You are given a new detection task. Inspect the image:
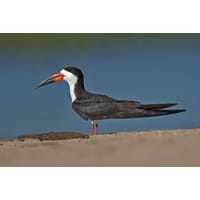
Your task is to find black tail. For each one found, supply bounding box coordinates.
[139,103,186,117]
[105,102,186,119]
[140,103,177,110]
[157,109,186,115]
[133,108,186,118]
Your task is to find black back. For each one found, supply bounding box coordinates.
[65,66,185,121]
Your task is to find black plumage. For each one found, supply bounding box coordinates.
[66,67,185,121]
[36,66,186,135]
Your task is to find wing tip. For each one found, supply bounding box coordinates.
[165,109,186,115]
[141,103,179,110]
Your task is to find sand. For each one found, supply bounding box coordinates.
[0,129,200,167]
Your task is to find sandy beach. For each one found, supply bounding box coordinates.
[0,129,200,167]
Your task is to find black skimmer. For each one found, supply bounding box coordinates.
[36,66,186,135]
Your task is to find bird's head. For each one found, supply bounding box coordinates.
[35,66,84,89]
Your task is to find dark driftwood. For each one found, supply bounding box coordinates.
[18,132,89,142]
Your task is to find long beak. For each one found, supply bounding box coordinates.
[35,72,64,89]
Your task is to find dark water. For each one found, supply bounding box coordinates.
[0,34,199,138]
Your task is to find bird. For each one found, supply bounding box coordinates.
[36,66,186,135]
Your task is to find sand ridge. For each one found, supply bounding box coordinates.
[0,129,200,167]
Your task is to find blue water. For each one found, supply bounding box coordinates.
[0,34,199,138]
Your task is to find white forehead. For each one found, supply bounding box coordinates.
[61,69,74,77]
[60,69,77,83]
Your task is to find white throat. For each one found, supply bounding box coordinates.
[61,69,78,102]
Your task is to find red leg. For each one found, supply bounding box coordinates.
[94,121,98,135]
[90,121,98,136]
[91,121,95,136]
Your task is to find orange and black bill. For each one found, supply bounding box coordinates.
[35,72,64,89]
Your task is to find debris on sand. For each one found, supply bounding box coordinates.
[17,132,89,142]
